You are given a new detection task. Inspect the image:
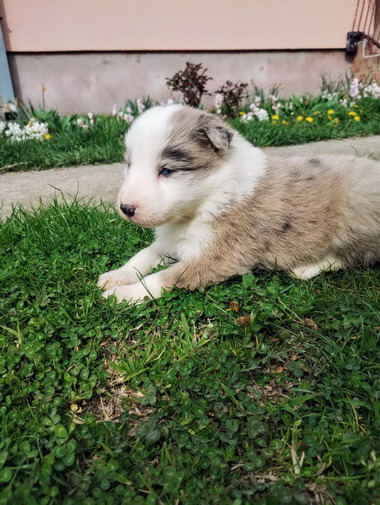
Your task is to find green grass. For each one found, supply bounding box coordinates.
[1,97,380,172]
[0,200,379,505]
[0,118,127,172]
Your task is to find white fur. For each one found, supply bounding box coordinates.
[99,105,267,303]
[292,255,345,280]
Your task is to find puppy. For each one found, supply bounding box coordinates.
[98,105,380,303]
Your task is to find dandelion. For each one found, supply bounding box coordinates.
[44,133,52,140]
[348,111,356,116]
[239,111,246,115]
[305,117,314,123]
[327,109,334,115]
[333,118,340,124]
[354,115,361,121]
[296,115,303,122]
[313,111,320,115]
[281,120,288,125]
[272,115,279,120]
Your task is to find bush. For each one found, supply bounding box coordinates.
[166,62,212,107]
[215,80,248,117]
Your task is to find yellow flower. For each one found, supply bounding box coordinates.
[348,111,356,116]
[272,115,279,120]
[305,117,314,123]
[327,109,334,114]
[281,120,288,125]
[296,115,303,122]
[333,118,340,124]
[354,115,361,121]
[239,111,246,115]
[44,134,52,140]
[313,111,320,115]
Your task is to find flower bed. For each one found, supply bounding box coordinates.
[0,77,379,171]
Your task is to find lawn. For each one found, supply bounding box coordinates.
[0,200,379,505]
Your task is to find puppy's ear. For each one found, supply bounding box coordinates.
[195,115,234,154]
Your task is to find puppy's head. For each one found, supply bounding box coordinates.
[117,105,234,227]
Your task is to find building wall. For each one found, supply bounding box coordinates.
[1,0,357,51]
[9,51,352,114]
[0,0,359,112]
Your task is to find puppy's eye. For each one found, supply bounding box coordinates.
[159,167,174,176]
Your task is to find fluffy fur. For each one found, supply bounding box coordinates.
[98,105,380,303]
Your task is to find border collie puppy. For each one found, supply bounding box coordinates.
[98,105,380,303]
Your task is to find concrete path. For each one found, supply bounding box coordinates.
[1,135,379,218]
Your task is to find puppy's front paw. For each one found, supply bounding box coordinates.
[102,284,152,305]
[97,268,136,290]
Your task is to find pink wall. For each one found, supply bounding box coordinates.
[1,0,357,52]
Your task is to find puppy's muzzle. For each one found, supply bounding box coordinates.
[120,204,136,217]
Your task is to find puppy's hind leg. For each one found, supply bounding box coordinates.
[291,255,346,280]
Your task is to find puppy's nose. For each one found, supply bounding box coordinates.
[120,204,136,217]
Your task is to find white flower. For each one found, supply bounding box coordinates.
[255,108,269,121]
[77,118,88,130]
[112,104,118,116]
[254,95,261,106]
[166,98,174,106]
[349,78,361,99]
[339,98,348,107]
[363,81,380,99]
[0,121,6,135]
[241,104,268,122]
[87,112,94,125]
[214,93,224,109]
[3,101,17,113]
[123,114,134,123]
[3,119,49,141]
[136,99,145,114]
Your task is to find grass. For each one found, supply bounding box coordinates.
[1,96,380,172]
[0,117,127,172]
[0,200,379,505]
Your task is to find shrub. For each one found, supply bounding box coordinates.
[215,80,248,117]
[166,62,212,107]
